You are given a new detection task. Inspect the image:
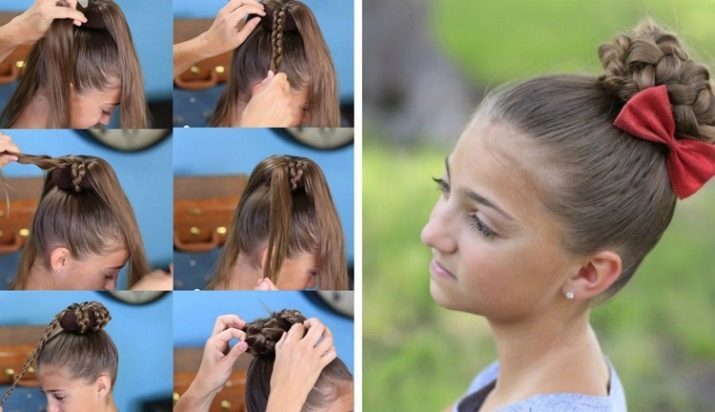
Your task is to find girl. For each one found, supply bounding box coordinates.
[174,310,353,412]
[0,301,119,412]
[207,0,339,127]
[209,155,348,290]
[420,20,714,411]
[0,0,148,128]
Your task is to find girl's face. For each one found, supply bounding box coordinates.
[420,116,582,321]
[52,242,129,290]
[69,85,121,128]
[275,252,318,289]
[36,366,111,412]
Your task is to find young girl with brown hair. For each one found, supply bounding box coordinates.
[420,20,714,411]
[0,301,119,412]
[0,0,148,128]
[209,155,348,290]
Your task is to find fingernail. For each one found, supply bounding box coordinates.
[238,342,248,350]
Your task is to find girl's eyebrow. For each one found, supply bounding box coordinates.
[445,156,515,221]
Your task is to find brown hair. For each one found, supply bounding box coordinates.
[210,0,339,127]
[209,155,348,290]
[12,154,149,289]
[0,301,117,407]
[474,19,714,300]
[244,309,353,412]
[0,0,148,128]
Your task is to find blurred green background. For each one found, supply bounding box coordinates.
[364,1,715,411]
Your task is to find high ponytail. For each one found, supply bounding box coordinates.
[0,0,148,128]
[13,154,149,289]
[210,155,347,290]
[210,0,339,127]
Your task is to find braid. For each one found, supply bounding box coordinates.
[244,309,306,358]
[598,19,715,142]
[270,4,287,72]
[0,301,110,407]
[288,159,306,190]
[0,313,62,406]
[17,154,97,192]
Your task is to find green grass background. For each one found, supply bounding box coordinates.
[364,1,715,411]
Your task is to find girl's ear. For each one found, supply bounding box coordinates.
[562,250,622,300]
[95,374,112,399]
[49,247,72,274]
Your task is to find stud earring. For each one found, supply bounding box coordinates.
[565,291,575,300]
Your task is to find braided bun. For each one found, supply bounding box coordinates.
[58,301,111,334]
[598,19,715,142]
[244,309,306,358]
[0,301,112,407]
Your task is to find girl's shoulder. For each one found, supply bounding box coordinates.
[454,359,627,412]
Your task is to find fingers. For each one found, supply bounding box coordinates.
[208,327,246,352]
[274,331,288,353]
[222,0,265,15]
[227,4,266,21]
[284,322,306,344]
[226,339,248,362]
[48,6,87,25]
[315,331,334,356]
[0,133,20,157]
[211,314,246,337]
[303,318,327,346]
[235,16,261,44]
[319,348,337,368]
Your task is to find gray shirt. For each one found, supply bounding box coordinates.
[453,359,627,412]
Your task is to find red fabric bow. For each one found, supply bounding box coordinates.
[613,85,715,199]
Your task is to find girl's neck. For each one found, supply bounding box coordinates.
[483,307,610,408]
[12,94,49,128]
[20,262,54,290]
[220,254,261,290]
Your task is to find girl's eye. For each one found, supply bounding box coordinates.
[470,214,496,239]
[432,177,450,195]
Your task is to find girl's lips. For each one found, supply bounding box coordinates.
[430,259,456,280]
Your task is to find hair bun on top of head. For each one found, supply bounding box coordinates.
[598,19,715,143]
[49,157,95,193]
[58,301,111,334]
[244,309,306,358]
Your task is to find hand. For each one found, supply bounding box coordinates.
[240,71,297,127]
[131,265,173,291]
[255,277,279,291]
[174,315,248,412]
[5,0,87,47]
[199,0,265,57]
[266,318,337,412]
[194,315,248,396]
[0,132,20,167]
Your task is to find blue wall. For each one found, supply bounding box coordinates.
[173,128,354,263]
[1,129,173,288]
[2,0,173,101]
[0,291,173,412]
[173,291,354,372]
[173,0,355,98]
